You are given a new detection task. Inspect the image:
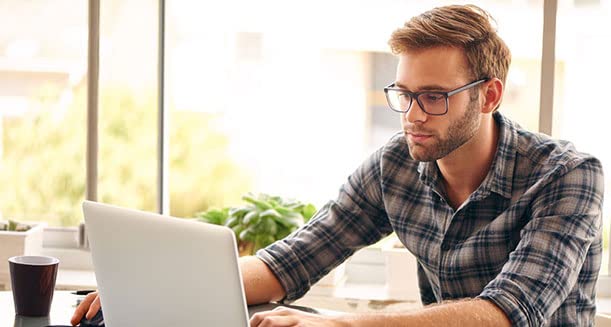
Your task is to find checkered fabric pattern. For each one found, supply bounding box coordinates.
[257,112,604,326]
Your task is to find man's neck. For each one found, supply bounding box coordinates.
[437,115,499,209]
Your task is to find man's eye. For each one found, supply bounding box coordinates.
[423,93,444,102]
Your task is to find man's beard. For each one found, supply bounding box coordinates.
[406,98,481,162]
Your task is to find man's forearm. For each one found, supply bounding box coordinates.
[239,256,286,305]
[335,299,511,327]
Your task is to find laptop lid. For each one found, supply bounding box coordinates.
[82,200,249,326]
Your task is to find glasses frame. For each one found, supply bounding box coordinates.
[383,78,490,116]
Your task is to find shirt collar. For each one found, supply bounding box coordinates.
[417,111,517,199]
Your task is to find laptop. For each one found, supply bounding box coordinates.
[82,200,250,326]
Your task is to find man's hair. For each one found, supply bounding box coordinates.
[388,5,511,85]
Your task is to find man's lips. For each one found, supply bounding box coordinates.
[405,131,433,142]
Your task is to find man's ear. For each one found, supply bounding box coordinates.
[481,78,504,114]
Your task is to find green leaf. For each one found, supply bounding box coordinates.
[195,208,229,225]
[273,213,302,228]
[231,225,245,239]
[254,234,276,251]
[243,211,260,225]
[259,208,282,219]
[262,217,277,235]
[224,217,240,228]
[229,206,252,219]
[267,195,283,205]
[287,203,304,211]
[271,215,293,229]
[242,194,272,210]
[239,226,257,242]
[274,206,293,216]
[254,217,277,235]
[276,226,292,239]
[301,204,317,222]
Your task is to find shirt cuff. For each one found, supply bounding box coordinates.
[255,243,312,302]
[478,287,535,326]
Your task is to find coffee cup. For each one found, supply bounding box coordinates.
[8,255,59,316]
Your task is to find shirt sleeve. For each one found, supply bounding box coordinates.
[255,147,394,302]
[478,158,604,326]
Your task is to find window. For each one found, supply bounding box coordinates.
[0,1,162,227]
[165,0,544,218]
[0,0,87,227]
[165,1,379,214]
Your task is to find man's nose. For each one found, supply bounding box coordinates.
[404,100,428,124]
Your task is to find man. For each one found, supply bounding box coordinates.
[72,4,604,326]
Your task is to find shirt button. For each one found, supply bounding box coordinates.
[441,243,450,251]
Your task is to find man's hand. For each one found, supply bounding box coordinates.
[70,291,101,326]
[250,307,347,327]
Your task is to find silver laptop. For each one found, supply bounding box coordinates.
[82,200,250,326]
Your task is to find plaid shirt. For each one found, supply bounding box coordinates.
[256,112,604,326]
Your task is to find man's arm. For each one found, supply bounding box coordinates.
[240,256,286,305]
[242,256,511,326]
[338,299,510,327]
[252,146,394,302]
[250,298,511,327]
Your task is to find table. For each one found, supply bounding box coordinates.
[1,291,335,326]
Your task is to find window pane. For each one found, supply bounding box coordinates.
[0,0,87,226]
[166,1,543,218]
[553,0,611,274]
[97,1,158,212]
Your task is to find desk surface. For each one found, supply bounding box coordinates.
[1,291,334,326]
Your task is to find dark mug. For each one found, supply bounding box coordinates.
[8,256,59,317]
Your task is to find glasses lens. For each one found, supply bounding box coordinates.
[386,90,411,112]
[418,92,447,115]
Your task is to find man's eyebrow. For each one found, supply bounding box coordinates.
[394,82,448,91]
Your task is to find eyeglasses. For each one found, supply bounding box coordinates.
[383,78,489,116]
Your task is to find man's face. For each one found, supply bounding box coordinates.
[395,47,482,162]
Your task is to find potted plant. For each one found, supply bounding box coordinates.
[195,193,317,256]
[197,193,348,292]
[0,220,46,290]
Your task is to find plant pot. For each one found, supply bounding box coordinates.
[0,223,46,290]
[382,235,420,301]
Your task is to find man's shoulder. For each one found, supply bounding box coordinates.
[513,123,599,175]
